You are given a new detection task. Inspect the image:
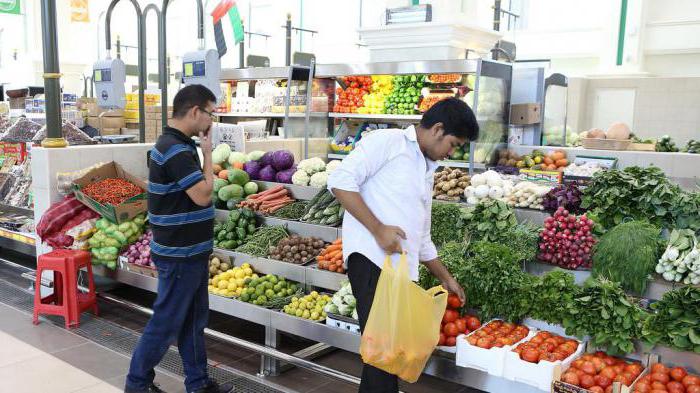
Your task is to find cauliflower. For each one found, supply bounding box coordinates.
[298,157,326,175]
[291,170,310,186]
[309,171,329,188]
[325,160,342,174]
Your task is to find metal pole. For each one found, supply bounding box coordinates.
[493,0,501,31]
[285,14,292,66]
[161,0,205,132]
[143,4,163,136]
[239,21,245,68]
[40,0,67,147]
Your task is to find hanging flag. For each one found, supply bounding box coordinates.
[211,0,234,59]
[228,2,244,44]
[0,0,21,15]
[70,0,89,23]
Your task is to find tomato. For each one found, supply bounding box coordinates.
[666,381,685,393]
[684,375,700,388]
[603,357,617,366]
[594,375,612,388]
[580,374,596,389]
[625,363,644,378]
[581,361,597,376]
[467,335,478,345]
[554,336,566,345]
[477,337,494,349]
[651,390,670,393]
[634,382,650,392]
[687,385,700,393]
[455,318,467,334]
[521,348,539,363]
[465,316,481,331]
[443,322,459,337]
[561,371,580,386]
[650,381,666,391]
[538,342,556,353]
[442,309,458,323]
[447,294,461,309]
[530,336,544,345]
[651,364,670,375]
[600,367,617,380]
[539,352,558,363]
[438,333,446,346]
[445,336,456,347]
[589,387,604,393]
[592,358,606,373]
[538,331,553,339]
[670,367,688,382]
[552,351,568,361]
[651,372,670,384]
[605,386,613,393]
[572,359,586,370]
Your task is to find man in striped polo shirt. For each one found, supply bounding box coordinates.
[126,85,232,393]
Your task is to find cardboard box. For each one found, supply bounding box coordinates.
[146,105,173,113]
[510,103,541,125]
[86,103,105,117]
[87,116,101,129]
[125,122,140,129]
[124,101,139,110]
[98,114,125,130]
[72,161,147,224]
[124,110,139,120]
[101,127,121,136]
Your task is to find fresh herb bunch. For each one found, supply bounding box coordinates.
[674,191,700,232]
[461,199,517,243]
[581,166,681,230]
[542,182,584,214]
[563,277,647,355]
[592,221,662,295]
[431,202,465,247]
[419,240,469,290]
[528,270,580,326]
[499,223,540,263]
[642,286,700,352]
[462,241,532,322]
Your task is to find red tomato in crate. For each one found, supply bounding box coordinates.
[442,309,458,324]
[465,316,481,331]
[438,333,446,346]
[455,318,467,334]
[445,336,457,347]
[447,294,461,309]
[443,322,458,337]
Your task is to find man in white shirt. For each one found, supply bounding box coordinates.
[327,98,479,392]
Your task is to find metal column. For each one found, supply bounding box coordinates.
[285,14,292,66]
[39,0,67,147]
[142,4,162,136]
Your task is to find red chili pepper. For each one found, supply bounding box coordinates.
[82,178,143,206]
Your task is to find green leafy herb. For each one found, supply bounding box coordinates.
[642,286,700,353]
[461,199,517,243]
[431,202,465,247]
[527,270,580,326]
[419,240,469,290]
[674,191,700,232]
[592,221,662,295]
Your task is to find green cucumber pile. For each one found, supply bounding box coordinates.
[300,190,344,226]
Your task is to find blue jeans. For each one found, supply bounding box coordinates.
[126,258,210,392]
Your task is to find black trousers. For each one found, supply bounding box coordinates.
[347,253,400,393]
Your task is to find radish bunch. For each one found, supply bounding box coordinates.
[123,230,153,268]
[538,207,596,269]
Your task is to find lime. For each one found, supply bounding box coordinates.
[302,310,310,319]
[255,287,265,296]
[311,311,320,320]
[265,289,275,298]
[258,295,267,303]
[265,282,273,290]
[287,288,295,296]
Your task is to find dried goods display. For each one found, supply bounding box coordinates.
[33,121,95,145]
[1,117,42,142]
[82,178,143,206]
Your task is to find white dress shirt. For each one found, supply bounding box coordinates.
[327,125,439,281]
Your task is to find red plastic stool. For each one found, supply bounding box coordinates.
[33,249,98,328]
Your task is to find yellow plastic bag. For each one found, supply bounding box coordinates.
[359,253,448,383]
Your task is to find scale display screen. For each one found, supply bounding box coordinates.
[94,69,112,82]
[183,60,206,77]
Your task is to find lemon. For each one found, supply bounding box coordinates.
[235,270,245,279]
[311,311,320,320]
[241,262,250,269]
[235,278,245,287]
[212,277,220,287]
[310,291,319,298]
[218,280,228,289]
[302,310,310,319]
[227,282,237,291]
[295,309,303,317]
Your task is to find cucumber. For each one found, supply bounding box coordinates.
[323,205,339,216]
[319,216,330,225]
[314,210,325,219]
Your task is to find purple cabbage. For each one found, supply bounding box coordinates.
[243,160,263,180]
[259,165,277,182]
[543,182,583,214]
[260,151,275,167]
[275,167,296,184]
[271,150,295,171]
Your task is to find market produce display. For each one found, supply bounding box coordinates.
[291,157,340,188]
[656,229,700,284]
[538,208,597,270]
[237,185,294,214]
[89,214,146,269]
[446,143,470,161]
[240,274,301,307]
[439,295,481,348]
[592,221,661,294]
[268,235,325,264]
[214,145,297,185]
[631,363,699,393]
[513,149,569,172]
[316,239,344,273]
[564,161,607,178]
[642,286,700,353]
[433,167,469,201]
[213,208,257,250]
[208,263,256,298]
[283,291,331,321]
[461,199,517,243]
[300,189,343,226]
[208,255,231,278]
[512,331,579,363]
[324,282,357,319]
[542,182,584,214]
[384,74,424,115]
[213,165,260,210]
[656,134,680,152]
[271,201,307,220]
[558,352,644,391]
[357,75,393,114]
[82,178,143,206]
[464,320,530,349]
[430,202,465,246]
[464,170,514,205]
[503,181,549,210]
[683,139,700,154]
[122,230,153,268]
[235,225,288,257]
[333,76,373,113]
[526,270,580,326]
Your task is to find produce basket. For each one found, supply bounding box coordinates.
[582,138,632,151]
[426,74,463,84]
[455,320,535,377]
[550,350,648,393]
[325,312,360,334]
[628,142,656,152]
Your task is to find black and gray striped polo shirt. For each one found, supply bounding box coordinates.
[148,127,214,263]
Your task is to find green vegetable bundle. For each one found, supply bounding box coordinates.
[235,225,288,257]
[272,201,308,220]
[497,223,539,263]
[214,208,257,250]
[301,190,343,226]
[674,191,700,232]
[581,166,681,230]
[418,240,468,290]
[461,199,517,243]
[430,203,465,247]
[89,214,146,269]
[642,286,700,352]
[527,270,580,326]
[563,277,647,355]
[592,221,662,295]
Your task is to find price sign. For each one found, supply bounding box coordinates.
[213,122,245,152]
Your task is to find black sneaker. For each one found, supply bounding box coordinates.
[125,383,166,393]
[190,381,234,393]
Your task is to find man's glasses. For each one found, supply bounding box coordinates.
[199,107,216,119]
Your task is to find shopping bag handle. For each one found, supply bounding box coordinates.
[382,252,410,279]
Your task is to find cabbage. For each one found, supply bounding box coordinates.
[275,167,296,184]
[343,295,356,307]
[271,150,295,171]
[332,295,344,308]
[338,304,353,316]
[228,152,248,165]
[351,308,358,320]
[247,150,265,161]
[260,151,275,167]
[259,165,277,182]
[243,161,262,180]
[212,144,231,165]
[324,303,339,314]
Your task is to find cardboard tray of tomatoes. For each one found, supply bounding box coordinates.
[629,361,700,393]
[502,330,585,391]
[455,319,535,377]
[551,350,648,393]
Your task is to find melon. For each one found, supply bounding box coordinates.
[606,122,631,140]
[587,128,606,139]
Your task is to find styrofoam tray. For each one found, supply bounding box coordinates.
[455,320,535,377]
[436,345,457,354]
[502,336,585,391]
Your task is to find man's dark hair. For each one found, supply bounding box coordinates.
[420,97,479,141]
[172,84,217,118]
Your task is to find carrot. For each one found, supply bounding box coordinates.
[324,244,342,253]
[328,250,342,260]
[258,185,285,196]
[261,199,292,209]
[332,238,342,245]
[267,204,291,213]
[257,190,288,202]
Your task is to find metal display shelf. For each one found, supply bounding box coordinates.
[328,112,422,122]
[215,209,340,243]
[327,153,348,160]
[217,112,327,118]
[315,59,483,78]
[0,232,36,256]
[221,67,299,81]
[0,203,34,217]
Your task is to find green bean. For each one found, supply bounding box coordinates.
[235,226,288,257]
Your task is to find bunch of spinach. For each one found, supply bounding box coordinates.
[462,241,534,322]
[592,221,662,295]
[418,240,469,290]
[498,223,540,263]
[581,166,681,230]
[642,286,700,353]
[674,191,700,232]
[528,270,580,326]
[431,202,465,247]
[563,277,648,355]
[461,199,517,243]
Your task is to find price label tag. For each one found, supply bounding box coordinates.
[213,122,246,152]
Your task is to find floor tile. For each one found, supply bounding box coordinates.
[0,353,106,392]
[71,381,122,393]
[5,320,88,354]
[53,342,132,380]
[106,372,186,393]
[0,330,46,367]
[0,303,34,333]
